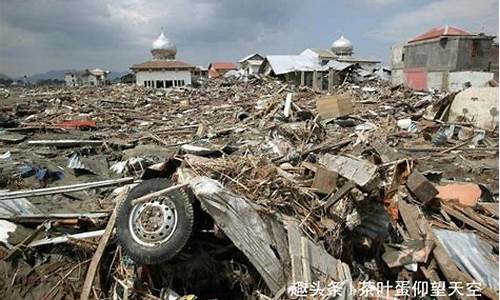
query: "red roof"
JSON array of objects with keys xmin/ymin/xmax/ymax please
[
  {"xmin": 209, "ymin": 62, "xmax": 237, "ymax": 70},
  {"xmin": 131, "ymin": 60, "xmax": 194, "ymax": 70},
  {"xmin": 409, "ymin": 25, "xmax": 473, "ymax": 43}
]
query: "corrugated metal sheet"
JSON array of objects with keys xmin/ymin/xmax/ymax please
[
  {"xmin": 265, "ymin": 55, "xmax": 353, "ymax": 75},
  {"xmin": 433, "ymin": 229, "xmax": 499, "ymax": 290}
]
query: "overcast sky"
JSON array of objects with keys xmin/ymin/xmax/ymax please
[{"xmin": 1, "ymin": 0, "xmax": 498, "ymax": 77}]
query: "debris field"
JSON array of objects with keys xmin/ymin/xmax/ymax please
[{"xmin": 0, "ymin": 75, "xmax": 498, "ymax": 300}]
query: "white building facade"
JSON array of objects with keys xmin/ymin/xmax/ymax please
[
  {"xmin": 131, "ymin": 32, "xmax": 194, "ymax": 88},
  {"xmin": 64, "ymin": 69, "xmax": 108, "ymax": 87},
  {"xmin": 239, "ymin": 53, "xmax": 264, "ymax": 75}
]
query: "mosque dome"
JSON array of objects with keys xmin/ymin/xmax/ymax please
[
  {"xmin": 331, "ymin": 35, "xmax": 353, "ymax": 56},
  {"xmin": 151, "ymin": 31, "xmax": 177, "ymax": 60}
]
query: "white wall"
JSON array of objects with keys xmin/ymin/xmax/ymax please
[
  {"xmin": 391, "ymin": 69, "xmax": 405, "ymax": 86},
  {"xmin": 448, "ymin": 71, "xmax": 494, "ymax": 92},
  {"xmin": 135, "ymin": 70, "xmax": 192, "ymax": 87},
  {"xmin": 65, "ymin": 74, "xmax": 77, "ymax": 86},
  {"xmin": 448, "ymin": 87, "xmax": 498, "ymax": 130},
  {"xmin": 427, "ymin": 71, "xmax": 494, "ymax": 92},
  {"xmin": 426, "ymin": 72, "xmax": 443, "ymax": 91},
  {"xmin": 242, "ymin": 61, "xmax": 263, "ymax": 75},
  {"xmin": 391, "ymin": 46, "xmax": 404, "ymax": 69}
]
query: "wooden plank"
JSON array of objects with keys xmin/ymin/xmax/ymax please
[
  {"xmin": 322, "ymin": 181, "xmax": 355, "ymax": 210},
  {"xmin": 27, "ymin": 140, "xmax": 103, "ymax": 147},
  {"xmin": 284, "ymin": 219, "xmax": 348, "ymax": 283},
  {"xmin": 80, "ymin": 188, "xmax": 129, "ymax": 300},
  {"xmin": 479, "ymin": 202, "xmax": 499, "ymax": 217},
  {"xmin": 3, "ymin": 224, "xmax": 44, "ymax": 261},
  {"xmin": 320, "ymin": 154, "xmax": 379, "ymax": 190},
  {"xmin": 311, "ymin": 167, "xmax": 337, "ymax": 194},
  {"xmin": 287, "ymin": 218, "xmax": 304, "ymax": 283},
  {"xmin": 442, "ymin": 205, "xmax": 498, "ymax": 242},
  {"xmin": 316, "ymin": 94, "xmax": 353, "ymax": 118},
  {"xmin": 398, "ymin": 201, "xmax": 424, "ymax": 239},
  {"xmin": 0, "ymin": 177, "xmax": 134, "ymax": 201},
  {"xmin": 406, "ymin": 170, "xmax": 438, "ymax": 203}
]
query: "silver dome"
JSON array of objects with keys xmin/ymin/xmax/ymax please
[
  {"xmin": 151, "ymin": 32, "xmax": 177, "ymax": 60},
  {"xmin": 331, "ymin": 35, "xmax": 353, "ymax": 56}
]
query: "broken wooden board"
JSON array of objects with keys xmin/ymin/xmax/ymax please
[
  {"xmin": 189, "ymin": 177, "xmax": 290, "ymax": 295},
  {"xmin": 479, "ymin": 202, "xmax": 499, "ymax": 217},
  {"xmin": 316, "ymin": 94, "xmax": 353, "ymax": 119},
  {"xmin": 285, "ymin": 218, "xmax": 352, "ymax": 295},
  {"xmin": 442, "ymin": 204, "xmax": 498, "ymax": 242},
  {"xmin": 80, "ymin": 187, "xmax": 129, "ymax": 300},
  {"xmin": 320, "ymin": 154, "xmax": 379, "ymax": 190},
  {"xmin": 311, "ymin": 166, "xmax": 337, "ymax": 194},
  {"xmin": 406, "ymin": 170, "xmax": 438, "ymax": 203},
  {"xmin": 27, "ymin": 140, "xmax": 103, "ymax": 148}
]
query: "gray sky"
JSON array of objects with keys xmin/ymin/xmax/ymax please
[{"xmin": 0, "ymin": 0, "xmax": 498, "ymax": 77}]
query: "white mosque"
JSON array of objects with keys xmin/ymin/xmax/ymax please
[{"xmin": 131, "ymin": 31, "xmax": 194, "ymax": 88}]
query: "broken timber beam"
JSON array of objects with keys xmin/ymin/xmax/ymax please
[
  {"xmin": 80, "ymin": 188, "xmax": 129, "ymax": 300},
  {"xmin": 442, "ymin": 205, "xmax": 499, "ymax": 242},
  {"xmin": 0, "ymin": 177, "xmax": 134, "ymax": 201},
  {"xmin": 27, "ymin": 140, "xmax": 104, "ymax": 147}
]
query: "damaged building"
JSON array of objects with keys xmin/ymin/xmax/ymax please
[
  {"xmin": 238, "ymin": 53, "xmax": 265, "ymax": 76},
  {"xmin": 208, "ymin": 62, "xmax": 238, "ymax": 79},
  {"xmin": 0, "ymin": 64, "xmax": 498, "ymax": 300},
  {"xmin": 259, "ymin": 35, "xmax": 381, "ymax": 91},
  {"xmin": 64, "ymin": 68, "xmax": 109, "ymax": 87},
  {"xmin": 391, "ymin": 25, "xmax": 498, "ymax": 91}
]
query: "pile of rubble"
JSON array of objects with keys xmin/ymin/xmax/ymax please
[{"xmin": 0, "ymin": 76, "xmax": 498, "ymax": 299}]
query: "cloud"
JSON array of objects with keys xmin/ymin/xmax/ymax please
[
  {"xmin": 368, "ymin": 0, "xmax": 498, "ymax": 42},
  {"xmin": 352, "ymin": 0, "xmax": 406, "ymax": 6},
  {"xmin": 0, "ymin": 0, "xmax": 305, "ymax": 76}
]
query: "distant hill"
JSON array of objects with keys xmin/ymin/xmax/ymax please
[
  {"xmin": 0, "ymin": 73, "xmax": 11, "ymax": 80},
  {"xmin": 14, "ymin": 70, "xmax": 76, "ymax": 82},
  {"xmin": 12, "ymin": 69, "xmax": 128, "ymax": 83}
]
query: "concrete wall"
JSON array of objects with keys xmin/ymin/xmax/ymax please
[
  {"xmin": 448, "ymin": 71, "xmax": 494, "ymax": 92},
  {"xmin": 415, "ymin": 70, "xmax": 493, "ymax": 92},
  {"xmin": 241, "ymin": 60, "xmax": 262, "ymax": 75},
  {"xmin": 426, "ymin": 72, "xmax": 445, "ymax": 91},
  {"xmin": 404, "ymin": 39, "xmax": 459, "ymax": 71},
  {"xmin": 391, "ymin": 69, "xmax": 406, "ymax": 86},
  {"xmin": 65, "ymin": 74, "xmax": 78, "ymax": 86},
  {"xmin": 390, "ymin": 45, "xmax": 404, "ymax": 69},
  {"xmin": 455, "ymin": 38, "xmax": 495, "ymax": 71},
  {"xmin": 135, "ymin": 70, "xmax": 192, "ymax": 87},
  {"xmin": 448, "ymin": 87, "xmax": 498, "ymax": 130},
  {"xmin": 490, "ymin": 44, "xmax": 499, "ymax": 81},
  {"xmin": 404, "ymin": 37, "xmax": 495, "ymax": 73},
  {"xmin": 81, "ymin": 74, "xmax": 100, "ymax": 86}
]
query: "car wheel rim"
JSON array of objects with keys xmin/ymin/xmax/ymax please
[{"xmin": 128, "ymin": 195, "xmax": 178, "ymax": 247}]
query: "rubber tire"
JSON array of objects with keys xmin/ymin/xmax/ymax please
[{"xmin": 116, "ymin": 178, "xmax": 194, "ymax": 265}]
